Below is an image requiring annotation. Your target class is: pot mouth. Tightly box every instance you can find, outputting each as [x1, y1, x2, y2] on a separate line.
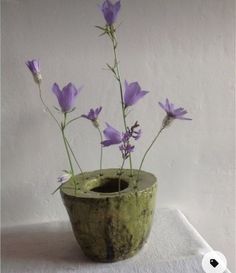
[60, 168, 157, 198]
[88, 178, 129, 193]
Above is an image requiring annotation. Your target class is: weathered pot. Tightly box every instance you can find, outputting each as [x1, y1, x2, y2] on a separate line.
[60, 168, 157, 262]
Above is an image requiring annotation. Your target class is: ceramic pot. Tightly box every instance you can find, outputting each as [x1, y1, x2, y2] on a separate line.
[60, 168, 157, 262]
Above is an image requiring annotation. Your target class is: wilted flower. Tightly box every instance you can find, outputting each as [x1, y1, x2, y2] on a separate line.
[26, 59, 42, 84]
[52, 83, 82, 113]
[101, 0, 121, 25]
[57, 173, 72, 183]
[101, 123, 122, 146]
[124, 80, 149, 108]
[119, 143, 134, 159]
[102, 122, 141, 159]
[128, 121, 142, 140]
[159, 98, 191, 126]
[82, 107, 102, 122]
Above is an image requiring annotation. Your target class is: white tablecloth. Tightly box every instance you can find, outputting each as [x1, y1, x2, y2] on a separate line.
[1, 208, 231, 273]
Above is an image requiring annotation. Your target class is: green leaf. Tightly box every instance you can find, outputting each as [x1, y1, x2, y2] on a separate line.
[95, 25, 106, 31]
[99, 31, 107, 37]
[62, 170, 72, 174]
[53, 106, 61, 112]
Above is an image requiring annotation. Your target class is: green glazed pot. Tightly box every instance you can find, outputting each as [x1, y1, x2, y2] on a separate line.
[60, 168, 157, 262]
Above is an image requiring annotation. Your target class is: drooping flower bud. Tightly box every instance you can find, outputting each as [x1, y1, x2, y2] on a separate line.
[26, 59, 42, 84]
[81, 107, 102, 128]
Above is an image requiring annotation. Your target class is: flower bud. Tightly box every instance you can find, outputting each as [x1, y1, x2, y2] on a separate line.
[33, 72, 42, 84]
[162, 115, 174, 128]
[92, 119, 99, 128]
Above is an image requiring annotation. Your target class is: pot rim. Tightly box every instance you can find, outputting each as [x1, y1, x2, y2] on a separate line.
[60, 168, 157, 199]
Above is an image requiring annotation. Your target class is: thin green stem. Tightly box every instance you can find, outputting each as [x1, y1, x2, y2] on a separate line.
[66, 116, 82, 127]
[51, 184, 62, 195]
[97, 126, 103, 176]
[65, 137, 84, 179]
[62, 113, 77, 194]
[38, 83, 83, 194]
[37, 83, 60, 129]
[108, 26, 133, 176]
[137, 125, 166, 181]
[118, 158, 126, 195]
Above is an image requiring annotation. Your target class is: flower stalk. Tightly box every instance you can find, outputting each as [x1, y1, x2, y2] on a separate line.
[107, 25, 133, 176]
[61, 113, 77, 194]
[118, 157, 126, 195]
[137, 124, 166, 182]
[97, 126, 104, 176]
[37, 83, 83, 194]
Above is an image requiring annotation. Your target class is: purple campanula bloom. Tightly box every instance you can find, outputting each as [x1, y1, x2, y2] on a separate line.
[26, 59, 42, 83]
[159, 99, 192, 120]
[101, 0, 121, 25]
[52, 83, 82, 113]
[101, 123, 123, 147]
[124, 80, 149, 108]
[82, 107, 102, 122]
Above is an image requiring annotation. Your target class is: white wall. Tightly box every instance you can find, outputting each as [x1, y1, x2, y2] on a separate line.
[2, 0, 235, 271]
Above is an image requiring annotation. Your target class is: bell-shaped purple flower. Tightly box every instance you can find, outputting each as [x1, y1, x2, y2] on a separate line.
[26, 59, 42, 84]
[52, 83, 82, 113]
[159, 99, 192, 120]
[124, 80, 149, 108]
[101, 123, 122, 147]
[101, 0, 121, 25]
[82, 107, 102, 122]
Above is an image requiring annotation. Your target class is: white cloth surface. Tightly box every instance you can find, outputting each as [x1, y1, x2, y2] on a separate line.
[1, 208, 231, 273]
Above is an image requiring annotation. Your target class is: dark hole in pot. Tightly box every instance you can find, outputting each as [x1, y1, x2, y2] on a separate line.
[90, 178, 129, 193]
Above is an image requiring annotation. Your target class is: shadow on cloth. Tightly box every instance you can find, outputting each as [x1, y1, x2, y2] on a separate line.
[1, 221, 92, 264]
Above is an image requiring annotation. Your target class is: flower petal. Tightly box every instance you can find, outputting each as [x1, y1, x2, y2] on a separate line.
[52, 83, 61, 99]
[103, 123, 122, 142]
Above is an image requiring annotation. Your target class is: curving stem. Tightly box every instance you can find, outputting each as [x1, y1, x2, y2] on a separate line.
[137, 124, 166, 181]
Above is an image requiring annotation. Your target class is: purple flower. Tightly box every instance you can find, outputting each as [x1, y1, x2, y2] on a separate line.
[102, 122, 141, 159]
[128, 121, 142, 140]
[57, 173, 72, 183]
[124, 80, 149, 108]
[132, 129, 141, 140]
[159, 99, 192, 120]
[52, 83, 82, 113]
[82, 107, 102, 122]
[119, 143, 134, 159]
[101, 123, 122, 147]
[101, 0, 121, 25]
[26, 59, 42, 83]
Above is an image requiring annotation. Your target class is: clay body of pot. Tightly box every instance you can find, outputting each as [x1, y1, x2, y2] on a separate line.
[60, 168, 157, 262]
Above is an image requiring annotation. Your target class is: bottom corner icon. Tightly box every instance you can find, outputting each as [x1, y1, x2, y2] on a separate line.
[202, 251, 227, 273]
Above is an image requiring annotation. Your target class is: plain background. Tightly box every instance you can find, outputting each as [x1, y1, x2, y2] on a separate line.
[1, 0, 235, 271]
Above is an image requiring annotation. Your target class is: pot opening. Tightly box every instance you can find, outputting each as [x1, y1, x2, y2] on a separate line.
[90, 178, 129, 193]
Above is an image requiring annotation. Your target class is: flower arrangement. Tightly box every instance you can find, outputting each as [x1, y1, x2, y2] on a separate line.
[26, 0, 191, 195]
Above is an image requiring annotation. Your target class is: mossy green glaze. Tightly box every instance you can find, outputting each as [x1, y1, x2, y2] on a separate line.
[60, 169, 157, 262]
